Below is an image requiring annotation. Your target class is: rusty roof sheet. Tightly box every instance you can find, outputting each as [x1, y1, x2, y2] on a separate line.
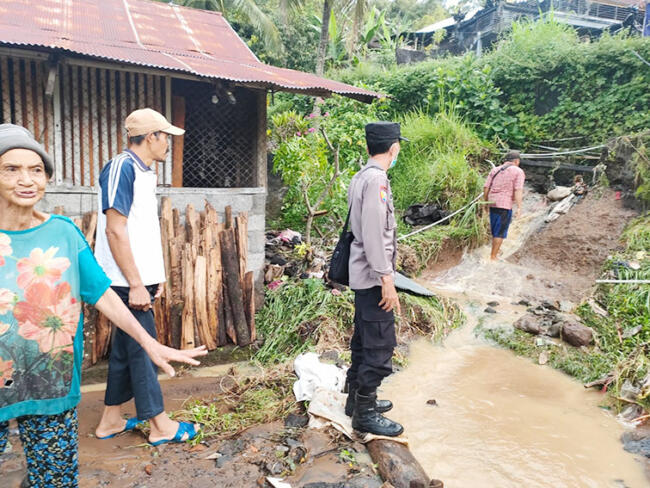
[0, 0, 382, 102]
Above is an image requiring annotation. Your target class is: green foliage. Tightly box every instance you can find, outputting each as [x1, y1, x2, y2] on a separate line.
[335, 18, 650, 148]
[390, 110, 488, 210]
[254, 278, 464, 364]
[254, 279, 354, 364]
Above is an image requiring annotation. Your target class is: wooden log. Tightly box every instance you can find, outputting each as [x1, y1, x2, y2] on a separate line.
[207, 246, 221, 346]
[235, 212, 248, 278]
[243, 271, 256, 342]
[219, 228, 250, 346]
[194, 255, 216, 350]
[181, 246, 196, 349]
[83, 211, 97, 250]
[94, 312, 112, 360]
[222, 286, 236, 344]
[171, 95, 185, 187]
[366, 440, 432, 488]
[185, 204, 201, 248]
[217, 287, 228, 346]
[153, 292, 166, 344]
[224, 205, 233, 229]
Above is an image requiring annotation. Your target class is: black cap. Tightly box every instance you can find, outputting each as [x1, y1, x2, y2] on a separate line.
[365, 122, 409, 146]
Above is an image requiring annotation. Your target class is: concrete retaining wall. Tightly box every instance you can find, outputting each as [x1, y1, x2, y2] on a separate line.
[38, 186, 267, 280]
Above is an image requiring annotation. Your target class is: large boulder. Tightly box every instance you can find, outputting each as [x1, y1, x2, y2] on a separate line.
[561, 321, 594, 347]
[547, 186, 572, 201]
[514, 314, 541, 335]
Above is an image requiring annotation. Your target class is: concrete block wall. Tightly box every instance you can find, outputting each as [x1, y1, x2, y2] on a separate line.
[39, 186, 267, 280]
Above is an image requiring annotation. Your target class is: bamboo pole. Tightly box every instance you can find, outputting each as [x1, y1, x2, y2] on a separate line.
[13, 59, 23, 126]
[1, 57, 11, 123]
[171, 96, 185, 187]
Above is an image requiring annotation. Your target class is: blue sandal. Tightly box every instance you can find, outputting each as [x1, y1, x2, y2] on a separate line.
[149, 422, 200, 446]
[97, 417, 142, 440]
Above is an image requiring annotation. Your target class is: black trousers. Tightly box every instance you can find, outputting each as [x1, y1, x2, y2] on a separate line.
[346, 286, 397, 394]
[104, 285, 164, 420]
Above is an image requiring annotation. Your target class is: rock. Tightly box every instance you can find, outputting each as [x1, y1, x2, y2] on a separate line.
[514, 314, 541, 335]
[347, 477, 383, 488]
[622, 325, 643, 339]
[619, 380, 641, 403]
[430, 481, 444, 488]
[303, 483, 345, 488]
[538, 351, 549, 365]
[426, 399, 438, 406]
[561, 321, 594, 347]
[545, 322, 562, 338]
[547, 186, 572, 201]
[484, 307, 497, 314]
[284, 413, 309, 429]
[518, 299, 531, 306]
[265, 460, 285, 475]
[557, 300, 574, 313]
[216, 454, 232, 469]
[144, 464, 153, 476]
[487, 301, 499, 307]
[218, 439, 246, 456]
[621, 426, 650, 457]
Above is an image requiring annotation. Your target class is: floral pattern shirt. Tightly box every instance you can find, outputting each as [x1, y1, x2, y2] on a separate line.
[0, 215, 111, 422]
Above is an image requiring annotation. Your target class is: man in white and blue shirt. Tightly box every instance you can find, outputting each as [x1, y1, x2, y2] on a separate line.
[94, 108, 200, 445]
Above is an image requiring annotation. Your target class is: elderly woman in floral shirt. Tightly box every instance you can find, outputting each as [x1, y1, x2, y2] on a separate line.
[0, 124, 207, 487]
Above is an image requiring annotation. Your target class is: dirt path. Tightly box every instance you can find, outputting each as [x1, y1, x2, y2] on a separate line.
[1, 373, 379, 488]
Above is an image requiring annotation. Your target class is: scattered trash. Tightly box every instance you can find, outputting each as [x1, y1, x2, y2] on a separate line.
[144, 464, 153, 476]
[268, 280, 284, 290]
[293, 352, 346, 402]
[278, 229, 302, 245]
[403, 204, 450, 226]
[267, 477, 292, 488]
[545, 194, 576, 222]
[331, 288, 342, 296]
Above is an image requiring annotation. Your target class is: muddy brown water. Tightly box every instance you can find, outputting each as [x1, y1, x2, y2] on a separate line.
[382, 190, 648, 487]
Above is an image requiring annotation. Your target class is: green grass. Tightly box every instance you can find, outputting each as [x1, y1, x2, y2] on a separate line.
[483, 214, 650, 412]
[254, 278, 464, 365]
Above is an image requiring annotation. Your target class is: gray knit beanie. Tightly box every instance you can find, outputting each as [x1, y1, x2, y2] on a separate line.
[0, 124, 54, 177]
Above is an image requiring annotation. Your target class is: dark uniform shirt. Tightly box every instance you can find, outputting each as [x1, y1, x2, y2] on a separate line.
[347, 160, 397, 290]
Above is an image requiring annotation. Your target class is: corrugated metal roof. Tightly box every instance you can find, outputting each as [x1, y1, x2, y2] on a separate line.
[0, 0, 382, 102]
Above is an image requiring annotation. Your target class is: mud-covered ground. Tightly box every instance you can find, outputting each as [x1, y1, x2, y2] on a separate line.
[1, 374, 383, 487]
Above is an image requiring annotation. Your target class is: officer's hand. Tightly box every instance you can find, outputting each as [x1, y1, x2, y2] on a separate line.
[129, 284, 152, 311]
[379, 275, 401, 315]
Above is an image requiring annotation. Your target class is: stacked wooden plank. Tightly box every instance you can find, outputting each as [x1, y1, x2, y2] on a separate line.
[75, 198, 256, 367]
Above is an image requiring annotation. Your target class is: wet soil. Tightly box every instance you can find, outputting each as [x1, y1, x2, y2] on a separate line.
[510, 190, 637, 288]
[0, 374, 379, 488]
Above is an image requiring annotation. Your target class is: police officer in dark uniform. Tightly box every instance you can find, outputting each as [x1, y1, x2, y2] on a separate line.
[344, 122, 406, 437]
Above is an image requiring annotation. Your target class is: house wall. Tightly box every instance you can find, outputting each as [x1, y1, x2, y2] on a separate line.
[37, 186, 267, 281]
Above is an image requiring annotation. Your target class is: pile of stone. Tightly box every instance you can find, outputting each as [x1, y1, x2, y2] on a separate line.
[514, 299, 594, 347]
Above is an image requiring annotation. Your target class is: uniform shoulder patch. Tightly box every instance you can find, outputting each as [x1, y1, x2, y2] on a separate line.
[380, 185, 388, 203]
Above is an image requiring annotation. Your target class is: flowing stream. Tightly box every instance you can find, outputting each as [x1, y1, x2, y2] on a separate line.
[381, 191, 649, 487]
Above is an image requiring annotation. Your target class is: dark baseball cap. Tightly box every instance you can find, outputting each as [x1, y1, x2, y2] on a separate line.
[0, 124, 53, 177]
[365, 122, 409, 146]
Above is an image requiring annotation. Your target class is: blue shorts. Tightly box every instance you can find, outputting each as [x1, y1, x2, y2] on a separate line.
[489, 207, 512, 238]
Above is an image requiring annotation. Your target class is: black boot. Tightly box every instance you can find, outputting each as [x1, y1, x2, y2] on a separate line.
[352, 392, 403, 437]
[344, 381, 393, 417]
